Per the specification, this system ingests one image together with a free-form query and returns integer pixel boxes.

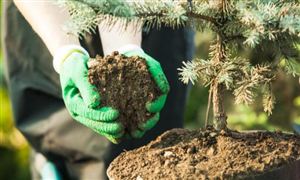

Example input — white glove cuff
[117,44,144,54]
[53,45,89,74]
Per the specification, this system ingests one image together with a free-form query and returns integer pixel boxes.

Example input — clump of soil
[88,51,160,133]
[108,127,300,179]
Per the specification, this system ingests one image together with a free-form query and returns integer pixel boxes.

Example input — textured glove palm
[60,51,123,143]
[123,50,170,138]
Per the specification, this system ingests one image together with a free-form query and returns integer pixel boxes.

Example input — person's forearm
[13,0,79,56]
[99,20,142,55]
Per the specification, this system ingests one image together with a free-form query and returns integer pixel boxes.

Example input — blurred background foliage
[0,3,299,180]
[0,2,30,180]
[0,44,31,177]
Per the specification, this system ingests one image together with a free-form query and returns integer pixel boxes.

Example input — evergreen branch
[138,11,218,25]
[280,58,300,77]
[236,1,300,47]
[57,0,220,35]
[233,64,275,106]
[59,0,300,41]
[187,12,218,25]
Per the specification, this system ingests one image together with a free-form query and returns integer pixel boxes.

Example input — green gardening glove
[54,45,123,144]
[123,49,170,138]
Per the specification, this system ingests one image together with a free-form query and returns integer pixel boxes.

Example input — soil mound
[108,127,300,179]
[88,51,160,133]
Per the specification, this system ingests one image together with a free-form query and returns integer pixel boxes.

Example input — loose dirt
[107,127,300,179]
[88,51,160,133]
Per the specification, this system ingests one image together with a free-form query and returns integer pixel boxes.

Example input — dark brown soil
[88,51,160,133]
[107,127,300,179]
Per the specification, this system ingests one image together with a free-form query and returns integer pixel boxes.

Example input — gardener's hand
[53,45,123,143]
[120,45,170,138]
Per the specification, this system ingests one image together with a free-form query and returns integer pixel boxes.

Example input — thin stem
[212,80,227,130]
[136,12,218,26]
[187,12,219,25]
[205,83,213,127]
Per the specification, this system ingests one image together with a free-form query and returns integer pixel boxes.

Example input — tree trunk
[212,82,227,130]
[212,34,228,130]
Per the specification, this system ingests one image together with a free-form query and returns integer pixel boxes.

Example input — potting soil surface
[108,127,300,179]
[88,51,160,133]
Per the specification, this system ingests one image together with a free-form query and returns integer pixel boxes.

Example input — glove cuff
[53,45,89,74]
[117,44,144,54]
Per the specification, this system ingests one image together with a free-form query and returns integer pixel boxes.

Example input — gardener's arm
[99,20,142,55]
[13,0,79,55]
[14,1,169,140]
[13,1,123,143]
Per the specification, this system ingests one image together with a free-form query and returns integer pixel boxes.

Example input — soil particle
[108,127,300,179]
[88,52,160,133]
